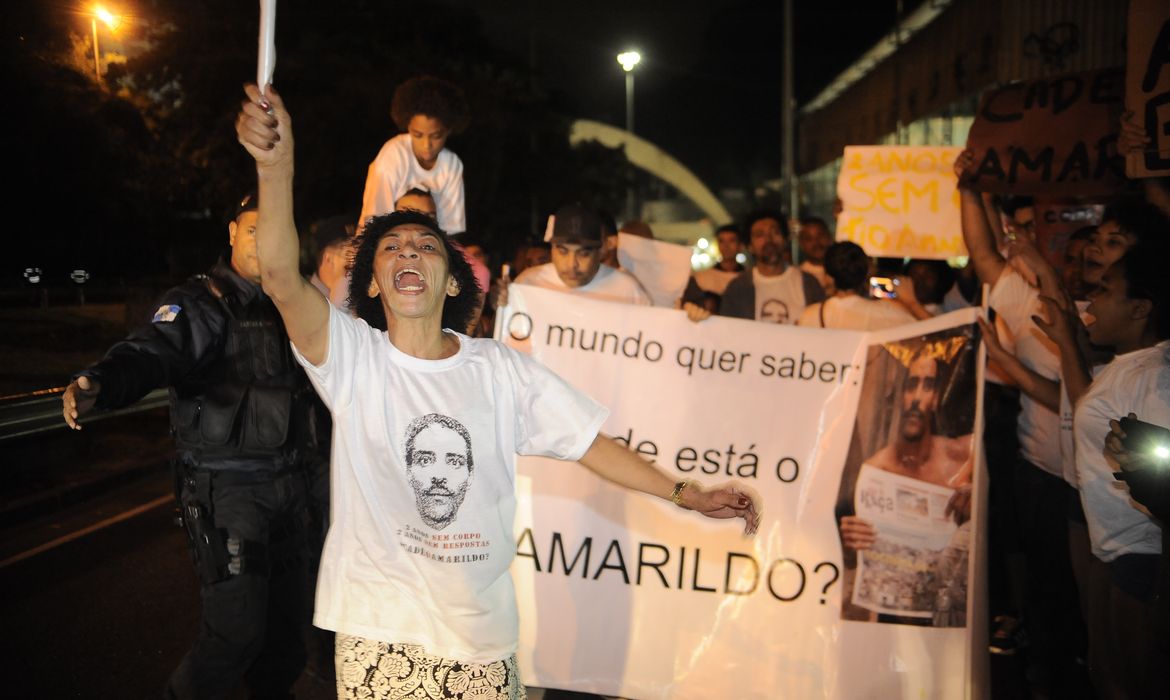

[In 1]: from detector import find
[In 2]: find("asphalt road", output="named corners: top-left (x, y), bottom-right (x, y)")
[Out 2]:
top-left (0, 466), bottom-right (334, 700)
top-left (0, 405), bottom-right (1025, 699)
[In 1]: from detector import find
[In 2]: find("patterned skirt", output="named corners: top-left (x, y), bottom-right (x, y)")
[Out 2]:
top-left (335, 633), bottom-right (527, 700)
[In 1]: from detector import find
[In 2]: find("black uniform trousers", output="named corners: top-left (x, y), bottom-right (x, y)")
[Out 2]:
top-left (166, 467), bottom-right (311, 700)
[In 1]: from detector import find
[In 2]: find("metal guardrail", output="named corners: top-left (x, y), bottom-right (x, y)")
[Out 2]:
top-left (0, 387), bottom-right (169, 442)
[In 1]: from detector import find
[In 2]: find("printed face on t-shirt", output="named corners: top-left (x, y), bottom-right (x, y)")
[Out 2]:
top-left (760, 298), bottom-right (789, 323)
top-left (404, 415), bottom-right (474, 530)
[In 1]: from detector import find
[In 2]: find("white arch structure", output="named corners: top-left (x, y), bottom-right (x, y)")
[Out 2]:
top-left (568, 120), bottom-right (731, 225)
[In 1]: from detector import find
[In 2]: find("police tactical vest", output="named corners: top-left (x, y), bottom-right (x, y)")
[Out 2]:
top-left (170, 272), bottom-right (311, 468)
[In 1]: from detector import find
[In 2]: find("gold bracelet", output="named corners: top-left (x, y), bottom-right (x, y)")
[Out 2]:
top-left (669, 480), bottom-right (690, 507)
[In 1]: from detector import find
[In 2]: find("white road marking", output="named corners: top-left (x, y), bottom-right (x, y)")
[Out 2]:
top-left (0, 494), bottom-right (172, 569)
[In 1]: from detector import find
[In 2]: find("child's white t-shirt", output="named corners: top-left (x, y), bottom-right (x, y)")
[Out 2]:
top-left (360, 133), bottom-right (466, 234)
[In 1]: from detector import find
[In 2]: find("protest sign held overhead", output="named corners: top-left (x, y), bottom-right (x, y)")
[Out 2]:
top-left (257, 0), bottom-right (276, 92)
top-left (1126, 0), bottom-right (1170, 178)
top-left (962, 68), bottom-right (1126, 196)
top-left (615, 233), bottom-right (693, 308)
top-left (836, 146), bottom-right (965, 260)
top-left (500, 285), bottom-right (986, 699)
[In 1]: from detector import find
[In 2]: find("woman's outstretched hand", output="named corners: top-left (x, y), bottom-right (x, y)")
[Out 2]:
top-left (679, 482), bottom-right (761, 535)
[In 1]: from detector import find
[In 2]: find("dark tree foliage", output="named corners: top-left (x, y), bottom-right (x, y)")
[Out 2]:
top-left (5, 0), bottom-right (633, 287)
top-left (3, 1), bottom-right (165, 284)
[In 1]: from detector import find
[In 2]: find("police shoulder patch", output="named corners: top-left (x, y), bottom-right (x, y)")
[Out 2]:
top-left (152, 304), bottom-right (182, 323)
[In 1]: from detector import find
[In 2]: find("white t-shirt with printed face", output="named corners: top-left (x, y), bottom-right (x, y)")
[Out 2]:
top-left (988, 268), bottom-right (1062, 477)
top-left (293, 304), bottom-right (608, 663)
top-left (1074, 341), bottom-right (1169, 562)
top-left (752, 266), bottom-right (806, 324)
top-left (360, 133), bottom-right (466, 234)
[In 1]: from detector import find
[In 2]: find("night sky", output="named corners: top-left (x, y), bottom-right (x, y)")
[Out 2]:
top-left (446, 0), bottom-right (916, 189)
top-left (1, 0), bottom-right (922, 280)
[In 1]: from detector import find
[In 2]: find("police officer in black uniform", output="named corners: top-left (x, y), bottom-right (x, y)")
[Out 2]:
top-left (63, 193), bottom-right (321, 699)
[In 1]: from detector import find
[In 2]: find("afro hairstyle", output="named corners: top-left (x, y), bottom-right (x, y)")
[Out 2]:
top-left (391, 76), bottom-right (471, 135)
top-left (348, 211), bottom-right (481, 333)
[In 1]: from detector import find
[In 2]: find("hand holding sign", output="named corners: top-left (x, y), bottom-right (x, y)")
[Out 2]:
top-left (257, 0), bottom-right (276, 95)
top-left (236, 84), bottom-right (293, 172)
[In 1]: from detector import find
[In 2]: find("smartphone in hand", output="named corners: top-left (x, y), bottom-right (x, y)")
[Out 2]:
top-left (868, 276), bottom-right (899, 299)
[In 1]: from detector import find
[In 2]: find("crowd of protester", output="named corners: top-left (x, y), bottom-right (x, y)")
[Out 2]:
top-left (387, 97), bottom-right (1167, 699)
top-left (304, 75), bottom-right (1167, 699)
top-left (64, 67), bottom-right (1170, 700)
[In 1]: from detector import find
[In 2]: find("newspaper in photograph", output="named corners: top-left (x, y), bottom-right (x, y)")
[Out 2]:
top-left (852, 463), bottom-right (959, 618)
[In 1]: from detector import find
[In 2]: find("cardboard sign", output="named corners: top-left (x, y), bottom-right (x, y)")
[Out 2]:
top-left (836, 146), bottom-right (966, 260)
top-left (962, 68), bottom-right (1126, 196)
top-left (1126, 0), bottom-right (1170, 177)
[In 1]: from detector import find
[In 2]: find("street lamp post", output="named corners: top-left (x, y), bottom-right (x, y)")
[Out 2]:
top-left (617, 51), bottom-right (640, 133)
top-left (90, 5), bottom-right (121, 83)
top-left (617, 50), bottom-right (641, 219)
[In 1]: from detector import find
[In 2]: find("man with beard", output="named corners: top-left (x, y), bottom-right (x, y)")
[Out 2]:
top-left (838, 351), bottom-right (974, 624)
top-left (719, 209), bottom-right (824, 323)
top-left (845, 353), bottom-right (972, 490)
top-left (404, 413), bottom-right (475, 530)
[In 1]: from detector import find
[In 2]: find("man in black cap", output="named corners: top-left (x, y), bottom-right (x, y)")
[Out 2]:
top-left (513, 203), bottom-right (650, 305)
top-left (62, 192), bottom-right (321, 699)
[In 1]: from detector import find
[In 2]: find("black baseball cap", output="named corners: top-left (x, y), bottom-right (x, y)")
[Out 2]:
top-left (234, 191), bottom-right (258, 219)
top-left (550, 203), bottom-right (604, 245)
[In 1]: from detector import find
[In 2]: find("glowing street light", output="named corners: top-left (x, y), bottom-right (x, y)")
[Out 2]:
top-left (616, 51), bottom-right (641, 73)
top-left (90, 4), bottom-right (121, 83)
top-left (617, 50), bottom-right (641, 219)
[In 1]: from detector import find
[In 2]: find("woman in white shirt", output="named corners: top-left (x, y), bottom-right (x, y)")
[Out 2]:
top-left (237, 85), bottom-right (758, 700)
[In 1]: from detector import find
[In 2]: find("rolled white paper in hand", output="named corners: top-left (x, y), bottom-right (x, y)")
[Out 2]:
top-left (257, 0), bottom-right (276, 93)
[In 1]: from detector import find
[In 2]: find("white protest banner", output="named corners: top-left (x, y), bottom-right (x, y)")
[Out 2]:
top-left (836, 146), bottom-right (966, 260)
top-left (501, 285), bottom-right (986, 699)
top-left (616, 233), bottom-right (693, 308)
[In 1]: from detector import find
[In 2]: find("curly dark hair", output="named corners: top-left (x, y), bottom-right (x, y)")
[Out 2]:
top-left (390, 76), bottom-right (471, 134)
top-left (824, 241), bottom-right (870, 293)
top-left (348, 211), bottom-right (481, 333)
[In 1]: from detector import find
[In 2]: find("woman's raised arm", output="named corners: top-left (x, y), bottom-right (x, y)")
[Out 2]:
top-left (236, 84), bottom-right (330, 365)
